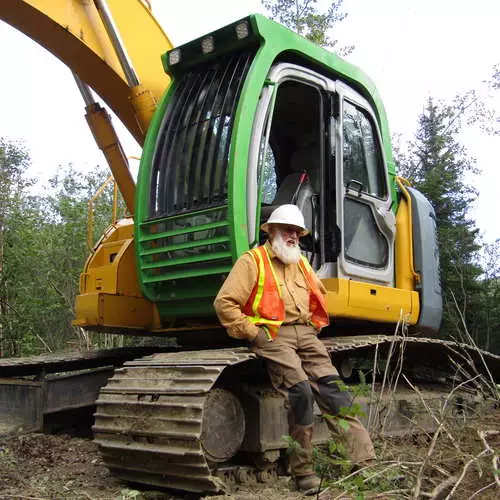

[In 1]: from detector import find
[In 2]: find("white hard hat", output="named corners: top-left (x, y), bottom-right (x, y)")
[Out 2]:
top-left (261, 204), bottom-right (309, 236)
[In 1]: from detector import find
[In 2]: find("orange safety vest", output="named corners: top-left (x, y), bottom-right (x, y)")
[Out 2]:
top-left (242, 245), bottom-right (329, 338)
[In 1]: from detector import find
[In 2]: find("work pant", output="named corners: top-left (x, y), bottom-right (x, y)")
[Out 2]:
top-left (251, 324), bottom-right (375, 477)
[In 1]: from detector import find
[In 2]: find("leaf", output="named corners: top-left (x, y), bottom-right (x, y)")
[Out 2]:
top-left (337, 418), bottom-right (350, 432)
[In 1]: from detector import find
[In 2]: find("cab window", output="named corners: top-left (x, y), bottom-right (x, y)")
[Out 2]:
top-left (343, 101), bottom-right (386, 198)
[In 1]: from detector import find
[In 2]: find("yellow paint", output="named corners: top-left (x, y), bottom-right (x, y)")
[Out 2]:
top-left (74, 293), bottom-right (159, 330)
top-left (395, 177), bottom-right (420, 291)
top-left (323, 278), bottom-right (419, 325)
top-left (74, 217), bottom-right (161, 330)
top-left (85, 104), bottom-right (136, 213)
top-left (0, 0), bottom-right (172, 144)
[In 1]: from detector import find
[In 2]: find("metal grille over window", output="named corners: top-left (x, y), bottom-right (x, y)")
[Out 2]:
top-left (150, 50), bottom-right (255, 218)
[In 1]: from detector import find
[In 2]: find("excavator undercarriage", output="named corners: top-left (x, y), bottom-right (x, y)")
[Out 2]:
top-left (92, 338), bottom-right (500, 493)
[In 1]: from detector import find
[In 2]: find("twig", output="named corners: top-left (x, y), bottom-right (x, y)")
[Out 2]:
top-left (379, 315), bottom-right (409, 436)
top-left (478, 430), bottom-right (500, 487)
top-left (445, 429), bottom-right (498, 499)
top-left (330, 461), bottom-right (375, 487)
top-left (430, 463), bottom-right (451, 477)
top-left (368, 342), bottom-right (379, 433)
top-left (332, 463), bottom-right (402, 499)
top-left (36, 333), bottom-right (52, 353)
top-left (368, 489), bottom-right (412, 498)
top-left (449, 291), bottom-right (498, 398)
top-left (404, 373), bottom-right (478, 454)
top-left (469, 481), bottom-right (497, 498)
top-left (361, 463), bottom-right (401, 484)
top-left (428, 475), bottom-right (457, 499)
top-left (412, 406), bottom-right (446, 499)
top-left (404, 373), bottom-right (483, 499)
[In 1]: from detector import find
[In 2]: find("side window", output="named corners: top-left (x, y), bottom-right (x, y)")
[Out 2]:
top-left (343, 101), bottom-right (387, 198)
top-left (344, 198), bottom-right (388, 268)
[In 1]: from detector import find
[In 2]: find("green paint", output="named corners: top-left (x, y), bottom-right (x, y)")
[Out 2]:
top-left (136, 14), bottom-right (398, 322)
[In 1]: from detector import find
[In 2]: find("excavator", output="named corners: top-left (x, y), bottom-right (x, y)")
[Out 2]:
top-left (1, 0), bottom-right (499, 494)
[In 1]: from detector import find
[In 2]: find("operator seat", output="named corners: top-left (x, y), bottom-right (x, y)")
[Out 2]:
top-left (261, 138), bottom-right (320, 235)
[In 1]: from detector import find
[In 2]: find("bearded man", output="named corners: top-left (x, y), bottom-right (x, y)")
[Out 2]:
top-left (214, 204), bottom-right (375, 495)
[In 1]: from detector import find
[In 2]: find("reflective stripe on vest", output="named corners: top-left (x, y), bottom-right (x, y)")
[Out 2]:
top-left (243, 246), bottom-right (329, 338)
top-left (243, 246), bottom-right (284, 338)
top-left (297, 256), bottom-right (329, 330)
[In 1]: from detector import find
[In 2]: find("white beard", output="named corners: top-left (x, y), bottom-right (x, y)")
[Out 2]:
top-left (271, 231), bottom-right (302, 265)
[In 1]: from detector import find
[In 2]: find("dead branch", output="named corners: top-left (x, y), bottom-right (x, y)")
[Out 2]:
top-left (368, 341), bottom-right (379, 433)
top-left (449, 291), bottom-right (498, 399)
top-left (412, 407), bottom-right (447, 499)
top-left (469, 481), bottom-right (497, 498)
top-left (428, 475), bottom-right (457, 499)
top-left (405, 373), bottom-right (483, 499)
top-left (478, 430), bottom-right (500, 488)
top-left (36, 333), bottom-right (52, 353)
top-left (379, 313), bottom-right (409, 435)
top-left (368, 489), bottom-right (412, 498)
top-left (403, 374), bottom-right (471, 456)
top-left (445, 429), bottom-right (499, 499)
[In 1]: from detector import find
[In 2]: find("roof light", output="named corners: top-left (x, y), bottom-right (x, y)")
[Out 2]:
top-left (235, 21), bottom-right (249, 39)
top-left (201, 36), bottom-right (215, 54)
top-left (168, 49), bottom-right (181, 66)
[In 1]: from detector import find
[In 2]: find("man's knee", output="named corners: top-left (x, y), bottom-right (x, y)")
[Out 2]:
top-left (288, 381), bottom-right (314, 425)
top-left (317, 375), bottom-right (352, 415)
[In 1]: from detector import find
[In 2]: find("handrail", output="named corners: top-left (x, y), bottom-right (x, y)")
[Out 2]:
top-left (87, 176), bottom-right (119, 251)
top-left (396, 176), bottom-right (420, 286)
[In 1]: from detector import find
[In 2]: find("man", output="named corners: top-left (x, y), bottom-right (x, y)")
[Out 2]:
top-left (214, 204), bottom-right (375, 495)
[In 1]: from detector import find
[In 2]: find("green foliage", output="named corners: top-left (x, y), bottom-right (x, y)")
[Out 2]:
top-left (395, 98), bottom-right (490, 343)
top-left (473, 240), bottom-right (500, 353)
top-left (282, 434), bottom-right (301, 454)
top-left (0, 138), bottom-right (121, 356)
top-left (261, 0), bottom-right (354, 54)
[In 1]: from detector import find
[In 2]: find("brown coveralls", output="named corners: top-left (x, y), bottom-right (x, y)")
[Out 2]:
top-left (213, 241), bottom-right (375, 477)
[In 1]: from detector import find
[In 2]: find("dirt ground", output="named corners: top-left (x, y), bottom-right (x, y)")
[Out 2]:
top-left (0, 407), bottom-right (498, 500)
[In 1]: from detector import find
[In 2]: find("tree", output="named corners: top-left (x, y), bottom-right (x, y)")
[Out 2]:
top-left (261, 0), bottom-right (354, 54)
top-left (0, 140), bottom-right (120, 357)
top-left (0, 138), bottom-right (36, 355)
top-left (396, 98), bottom-right (484, 342)
top-left (474, 240), bottom-right (500, 353)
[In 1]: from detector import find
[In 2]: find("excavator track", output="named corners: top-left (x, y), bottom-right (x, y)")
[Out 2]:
top-left (93, 337), bottom-right (500, 494)
top-left (323, 334), bottom-right (500, 380)
top-left (93, 348), bottom-right (257, 493)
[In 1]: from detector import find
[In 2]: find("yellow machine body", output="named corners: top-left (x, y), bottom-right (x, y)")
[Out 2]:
top-left (74, 217), bottom-right (161, 331)
top-left (1, 0), bottom-right (172, 143)
top-left (1, 3), bottom-right (425, 334)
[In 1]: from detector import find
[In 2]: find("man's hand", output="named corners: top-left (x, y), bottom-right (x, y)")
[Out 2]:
top-left (249, 327), bottom-right (273, 347)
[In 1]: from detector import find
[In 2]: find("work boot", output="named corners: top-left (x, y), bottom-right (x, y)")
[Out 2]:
top-left (296, 474), bottom-right (322, 495)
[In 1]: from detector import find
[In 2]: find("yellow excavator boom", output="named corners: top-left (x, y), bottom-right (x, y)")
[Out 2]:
top-left (0, 0), bottom-right (173, 144)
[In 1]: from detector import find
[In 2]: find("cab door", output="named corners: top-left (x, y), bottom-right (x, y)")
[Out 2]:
top-left (335, 82), bottom-right (395, 286)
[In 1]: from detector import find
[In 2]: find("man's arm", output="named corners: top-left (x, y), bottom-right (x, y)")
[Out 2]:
top-left (213, 252), bottom-right (260, 340)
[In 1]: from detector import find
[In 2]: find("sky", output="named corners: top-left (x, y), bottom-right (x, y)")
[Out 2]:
top-left (0, 0), bottom-right (498, 243)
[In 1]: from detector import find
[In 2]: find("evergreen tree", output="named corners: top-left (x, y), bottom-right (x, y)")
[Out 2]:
top-left (261, 0), bottom-right (353, 54)
top-left (474, 240), bottom-right (500, 353)
top-left (396, 98), bottom-right (484, 342)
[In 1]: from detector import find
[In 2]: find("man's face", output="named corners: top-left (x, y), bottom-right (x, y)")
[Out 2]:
top-left (268, 224), bottom-right (302, 264)
top-left (271, 225), bottom-right (301, 246)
